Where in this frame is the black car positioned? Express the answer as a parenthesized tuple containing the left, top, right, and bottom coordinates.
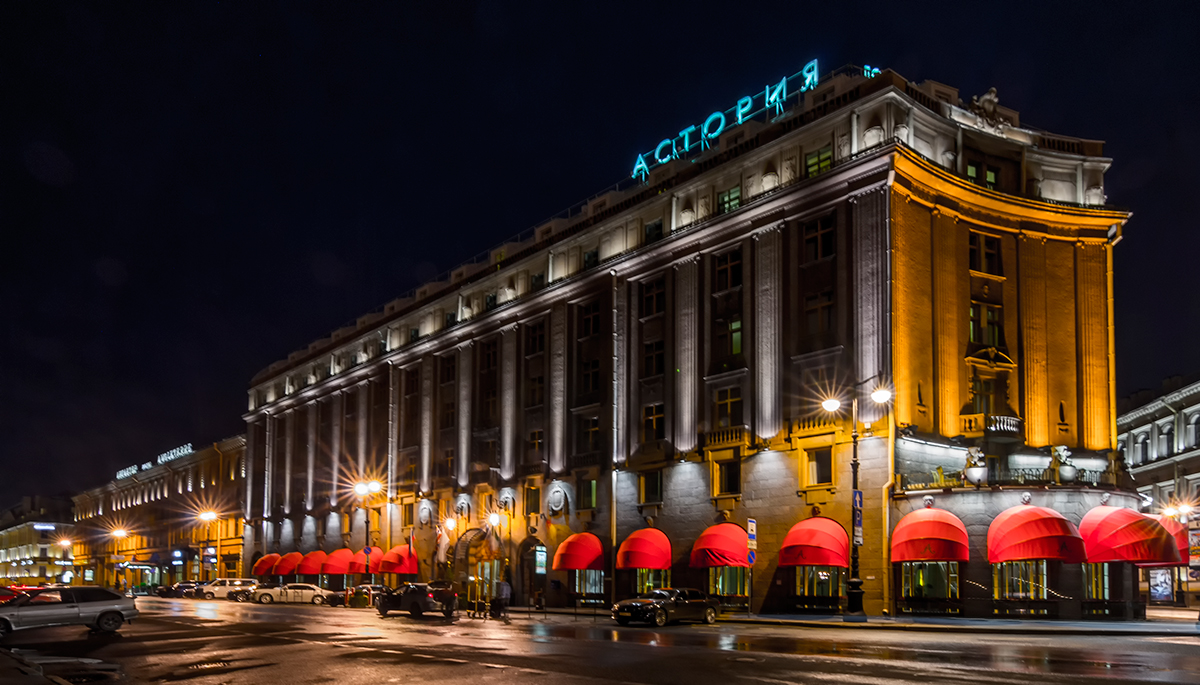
(156, 582, 198, 598)
(611, 588, 719, 627)
(327, 584, 388, 608)
(377, 581, 457, 618)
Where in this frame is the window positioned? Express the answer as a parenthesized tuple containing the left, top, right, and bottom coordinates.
(728, 319, 742, 356)
(796, 565, 846, 597)
(715, 387, 743, 428)
(714, 250, 742, 291)
(444, 311, 458, 328)
(803, 215, 835, 262)
(642, 279, 666, 316)
(992, 560, 1047, 601)
(575, 568, 604, 596)
(970, 377, 995, 415)
(900, 561, 959, 600)
(717, 186, 741, 214)
(440, 356, 456, 384)
(805, 146, 832, 177)
(966, 162, 979, 182)
(484, 292, 498, 311)
(580, 417, 600, 453)
(577, 475, 597, 509)
(483, 440, 498, 465)
(531, 273, 546, 290)
(481, 340, 498, 371)
(969, 233, 1001, 275)
(442, 449, 455, 479)
(708, 566, 748, 597)
(405, 455, 417, 483)
(583, 248, 600, 270)
(969, 302, 1003, 346)
(642, 340, 664, 377)
(484, 386, 498, 421)
(74, 588, 120, 603)
(527, 376, 545, 407)
(805, 447, 833, 487)
(643, 404, 665, 441)
(636, 568, 670, 594)
(805, 290, 834, 337)
(640, 470, 663, 504)
(526, 321, 546, 354)
(580, 301, 601, 337)
(525, 484, 541, 516)
(1083, 563, 1108, 601)
(716, 459, 740, 495)
(985, 167, 997, 190)
(402, 502, 414, 527)
(528, 430, 544, 455)
(404, 369, 420, 395)
(581, 359, 601, 393)
(644, 219, 664, 243)
(440, 400, 456, 430)
(409, 328, 420, 343)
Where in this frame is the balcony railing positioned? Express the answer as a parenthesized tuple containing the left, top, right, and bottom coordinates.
(704, 426, 749, 450)
(959, 414, 1023, 440)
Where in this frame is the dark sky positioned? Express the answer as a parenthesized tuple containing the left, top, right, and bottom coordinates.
(3, 2, 1198, 506)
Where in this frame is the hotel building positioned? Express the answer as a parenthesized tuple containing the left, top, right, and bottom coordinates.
(242, 63, 1151, 618)
(0, 497, 74, 585)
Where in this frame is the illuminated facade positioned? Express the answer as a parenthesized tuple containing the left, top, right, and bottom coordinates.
(244, 64, 1134, 617)
(0, 497, 74, 585)
(71, 436, 246, 590)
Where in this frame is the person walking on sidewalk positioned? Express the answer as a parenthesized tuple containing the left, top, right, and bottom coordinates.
(495, 577, 512, 623)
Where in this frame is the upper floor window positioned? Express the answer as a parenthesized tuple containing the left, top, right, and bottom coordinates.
(583, 249, 599, 270)
(805, 146, 832, 177)
(580, 301, 601, 337)
(531, 272, 546, 290)
(643, 340, 665, 378)
(717, 186, 741, 214)
(970, 377, 995, 415)
(581, 359, 601, 393)
(444, 311, 458, 328)
(526, 321, 546, 354)
(484, 292, 498, 311)
(440, 401, 456, 430)
(643, 404, 665, 441)
(805, 290, 834, 336)
(440, 356, 456, 384)
(714, 250, 743, 291)
(527, 375, 545, 407)
(640, 471, 663, 504)
(484, 387, 498, 421)
(642, 279, 666, 316)
(577, 474, 597, 510)
(714, 387, 743, 428)
(969, 302, 1003, 347)
(803, 215, 835, 262)
(579, 417, 601, 453)
(969, 233, 1001, 275)
(967, 161, 999, 190)
(528, 429, 544, 454)
(404, 369, 420, 396)
(481, 340, 498, 371)
(644, 219, 664, 243)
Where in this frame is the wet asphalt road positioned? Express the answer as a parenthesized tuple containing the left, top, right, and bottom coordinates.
(3, 597, 1199, 684)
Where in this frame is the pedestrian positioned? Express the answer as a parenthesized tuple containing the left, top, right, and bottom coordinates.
(496, 577, 512, 622)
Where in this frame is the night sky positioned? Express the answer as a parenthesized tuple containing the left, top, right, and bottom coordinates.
(3, 2, 1198, 507)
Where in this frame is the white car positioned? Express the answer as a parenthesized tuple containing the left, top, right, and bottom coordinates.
(252, 583, 330, 605)
(0, 586, 138, 635)
(195, 578, 257, 600)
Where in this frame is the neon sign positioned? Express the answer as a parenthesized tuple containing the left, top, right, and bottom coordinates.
(631, 59, 819, 182)
(156, 443, 193, 465)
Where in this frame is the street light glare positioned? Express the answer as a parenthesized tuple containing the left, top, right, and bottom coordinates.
(58, 539, 72, 548)
(199, 511, 218, 521)
(488, 513, 501, 526)
(1178, 504, 1193, 515)
(1163, 507, 1178, 517)
(368, 480, 382, 493)
(870, 388, 893, 404)
(444, 517, 456, 530)
(353, 482, 369, 497)
(821, 398, 841, 413)
(112, 529, 127, 538)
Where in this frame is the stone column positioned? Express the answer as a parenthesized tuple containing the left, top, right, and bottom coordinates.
(1019, 235, 1049, 447)
(1075, 242, 1110, 451)
(263, 413, 275, 520)
(754, 225, 782, 439)
(931, 209, 961, 438)
(283, 409, 294, 515)
(457, 344, 474, 487)
(549, 301, 568, 473)
(501, 325, 518, 480)
(306, 402, 317, 511)
(674, 256, 699, 451)
(420, 356, 434, 494)
(358, 382, 369, 475)
(852, 187, 890, 424)
(329, 391, 343, 507)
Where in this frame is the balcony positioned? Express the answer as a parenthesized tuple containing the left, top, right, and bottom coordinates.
(704, 425, 750, 451)
(959, 414, 1023, 443)
(568, 452, 603, 470)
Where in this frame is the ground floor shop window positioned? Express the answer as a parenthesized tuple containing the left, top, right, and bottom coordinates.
(1083, 563, 1109, 601)
(574, 569, 604, 603)
(795, 565, 845, 597)
(992, 560, 1047, 600)
(708, 566, 748, 597)
(900, 562, 959, 600)
(635, 568, 670, 594)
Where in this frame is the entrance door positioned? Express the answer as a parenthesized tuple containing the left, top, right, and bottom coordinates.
(519, 538, 547, 607)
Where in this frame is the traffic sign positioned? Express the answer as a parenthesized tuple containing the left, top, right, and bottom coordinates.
(852, 490, 863, 509)
(747, 518, 757, 540)
(853, 509, 863, 527)
(748, 550, 756, 565)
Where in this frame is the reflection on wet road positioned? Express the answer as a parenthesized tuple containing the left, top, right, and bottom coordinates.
(2, 598, 1197, 684)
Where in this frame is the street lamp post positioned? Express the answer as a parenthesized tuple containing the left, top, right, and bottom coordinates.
(822, 385, 892, 622)
(198, 511, 218, 582)
(110, 529, 128, 593)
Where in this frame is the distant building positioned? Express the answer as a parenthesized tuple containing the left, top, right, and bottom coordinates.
(0, 496, 74, 585)
(71, 437, 246, 590)
(243, 63, 1137, 618)
(1118, 375, 1200, 607)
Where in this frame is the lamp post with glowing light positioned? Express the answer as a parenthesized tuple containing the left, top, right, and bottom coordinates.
(109, 529, 128, 592)
(353, 480, 384, 551)
(57, 539, 72, 584)
(821, 385, 892, 621)
(1160, 502, 1193, 607)
(198, 511, 218, 581)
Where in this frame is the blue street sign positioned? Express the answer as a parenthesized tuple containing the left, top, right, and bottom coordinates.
(748, 550, 756, 565)
(363, 547, 372, 556)
(852, 490, 863, 509)
(853, 509, 863, 527)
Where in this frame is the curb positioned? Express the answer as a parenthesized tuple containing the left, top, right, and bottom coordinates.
(717, 616, 1200, 637)
(0, 649, 70, 685)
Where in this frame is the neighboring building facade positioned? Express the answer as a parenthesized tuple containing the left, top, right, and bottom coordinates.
(0, 496, 74, 585)
(1118, 375, 1200, 607)
(72, 437, 247, 591)
(243, 63, 1134, 618)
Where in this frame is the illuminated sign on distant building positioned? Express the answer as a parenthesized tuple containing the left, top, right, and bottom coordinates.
(116, 443, 194, 479)
(631, 59, 819, 182)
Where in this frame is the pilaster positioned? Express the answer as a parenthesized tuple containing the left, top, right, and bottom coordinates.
(674, 256, 699, 451)
(501, 324, 518, 480)
(754, 225, 782, 438)
(549, 301, 568, 473)
(457, 343, 474, 487)
(1019, 234, 1049, 446)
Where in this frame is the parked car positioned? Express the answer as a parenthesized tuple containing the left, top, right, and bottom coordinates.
(326, 584, 388, 608)
(229, 582, 273, 603)
(611, 588, 719, 627)
(156, 582, 198, 598)
(252, 583, 331, 605)
(0, 586, 138, 635)
(377, 581, 457, 619)
(182, 582, 212, 599)
(193, 578, 256, 600)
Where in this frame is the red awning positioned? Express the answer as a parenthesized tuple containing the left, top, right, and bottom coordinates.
(891, 507, 969, 563)
(349, 547, 384, 574)
(779, 517, 850, 568)
(690, 522, 750, 568)
(616, 528, 672, 570)
(553, 532, 605, 571)
(1079, 506, 1180, 564)
(987, 504, 1086, 563)
(321, 548, 355, 574)
(296, 550, 327, 575)
(272, 552, 304, 575)
(1140, 515, 1189, 567)
(379, 545, 419, 574)
(251, 553, 281, 576)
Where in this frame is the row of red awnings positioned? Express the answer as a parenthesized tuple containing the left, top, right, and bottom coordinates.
(549, 503, 1185, 572)
(251, 544, 420, 576)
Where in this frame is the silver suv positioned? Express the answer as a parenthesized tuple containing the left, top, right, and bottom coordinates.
(0, 586, 138, 634)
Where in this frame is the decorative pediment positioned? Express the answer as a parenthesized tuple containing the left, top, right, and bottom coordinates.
(964, 346, 1016, 370)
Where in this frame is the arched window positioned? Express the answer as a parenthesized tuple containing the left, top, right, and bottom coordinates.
(1158, 425, 1173, 459)
(1189, 414, 1200, 449)
(1135, 433, 1150, 464)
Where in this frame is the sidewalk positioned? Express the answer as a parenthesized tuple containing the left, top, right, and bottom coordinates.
(0, 649, 70, 685)
(503, 605, 1200, 637)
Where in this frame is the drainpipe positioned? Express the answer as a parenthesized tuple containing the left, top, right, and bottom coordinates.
(610, 269, 620, 608)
